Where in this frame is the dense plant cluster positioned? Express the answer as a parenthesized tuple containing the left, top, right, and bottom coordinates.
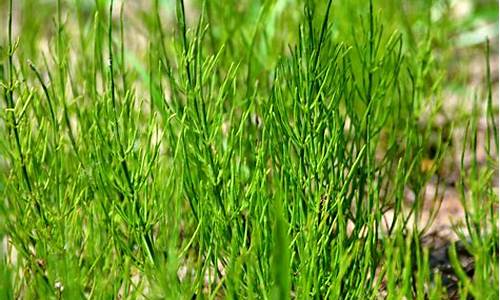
(0, 0, 497, 298)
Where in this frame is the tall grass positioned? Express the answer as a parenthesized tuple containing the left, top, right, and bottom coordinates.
(0, 0, 497, 299)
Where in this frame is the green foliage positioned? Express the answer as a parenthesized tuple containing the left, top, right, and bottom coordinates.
(0, 0, 497, 298)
